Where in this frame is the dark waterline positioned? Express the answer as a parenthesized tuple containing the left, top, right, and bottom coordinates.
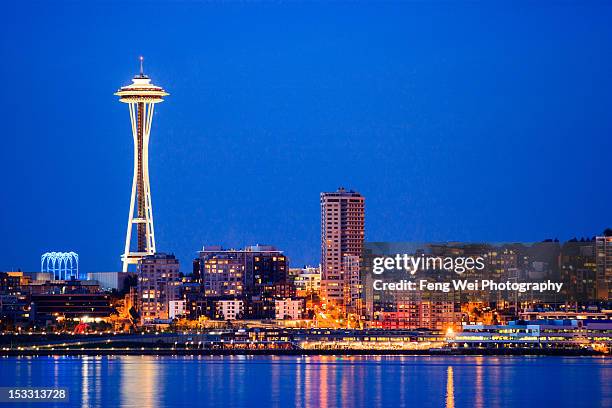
(0, 355, 610, 408)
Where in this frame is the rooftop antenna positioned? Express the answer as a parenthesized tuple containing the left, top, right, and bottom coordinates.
(139, 56, 144, 76)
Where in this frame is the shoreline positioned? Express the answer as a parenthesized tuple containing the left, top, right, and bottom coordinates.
(0, 348, 606, 357)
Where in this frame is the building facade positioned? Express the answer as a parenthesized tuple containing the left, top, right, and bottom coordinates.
(320, 188, 365, 311)
(30, 294, 113, 321)
(559, 240, 597, 302)
(137, 253, 181, 323)
(596, 236, 612, 300)
(197, 249, 246, 297)
(275, 298, 304, 320)
(369, 300, 461, 331)
(193, 245, 290, 319)
(169, 299, 187, 319)
(293, 266, 321, 297)
(217, 299, 244, 320)
(87, 272, 133, 291)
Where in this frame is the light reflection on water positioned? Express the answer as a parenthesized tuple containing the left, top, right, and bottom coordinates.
(0, 355, 609, 408)
(474, 357, 483, 408)
(446, 366, 454, 408)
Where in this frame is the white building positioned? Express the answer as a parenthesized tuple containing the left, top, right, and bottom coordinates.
(216, 299, 244, 320)
(275, 298, 304, 320)
(293, 266, 321, 295)
(169, 300, 187, 319)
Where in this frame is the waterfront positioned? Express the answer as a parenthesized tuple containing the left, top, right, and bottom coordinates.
(0, 355, 609, 407)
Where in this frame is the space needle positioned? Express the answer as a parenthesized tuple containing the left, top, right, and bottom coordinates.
(115, 57, 169, 272)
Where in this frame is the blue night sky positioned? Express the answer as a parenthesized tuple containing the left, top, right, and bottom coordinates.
(1, 1, 611, 273)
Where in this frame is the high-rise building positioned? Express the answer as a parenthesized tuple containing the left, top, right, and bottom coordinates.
(596, 235, 612, 300)
(137, 253, 180, 323)
(320, 187, 365, 312)
(116, 58, 169, 272)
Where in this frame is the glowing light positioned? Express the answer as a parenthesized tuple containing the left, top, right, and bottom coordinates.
(41, 251, 79, 280)
(116, 58, 168, 272)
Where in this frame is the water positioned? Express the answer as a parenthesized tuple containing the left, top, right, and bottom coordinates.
(0, 355, 609, 407)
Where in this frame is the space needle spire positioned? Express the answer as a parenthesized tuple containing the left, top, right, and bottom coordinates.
(115, 58, 169, 272)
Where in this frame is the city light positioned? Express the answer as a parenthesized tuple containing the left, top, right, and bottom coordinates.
(41, 251, 79, 280)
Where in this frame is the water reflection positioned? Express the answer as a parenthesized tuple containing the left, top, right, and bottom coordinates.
(601, 356, 612, 408)
(319, 355, 329, 408)
(489, 357, 502, 408)
(120, 356, 158, 408)
(474, 357, 484, 408)
(271, 355, 280, 405)
(81, 357, 89, 408)
(294, 357, 302, 407)
(3, 355, 608, 408)
(446, 366, 455, 408)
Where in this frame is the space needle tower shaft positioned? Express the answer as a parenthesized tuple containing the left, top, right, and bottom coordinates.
(115, 57, 169, 272)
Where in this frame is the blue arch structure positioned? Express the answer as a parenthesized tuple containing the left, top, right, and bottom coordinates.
(41, 252, 80, 280)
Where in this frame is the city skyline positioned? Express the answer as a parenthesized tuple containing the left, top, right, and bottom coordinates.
(1, 3, 611, 407)
(1, 2, 612, 273)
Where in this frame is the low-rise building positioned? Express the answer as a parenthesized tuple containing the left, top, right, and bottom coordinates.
(519, 310, 612, 321)
(292, 266, 321, 296)
(30, 293, 113, 321)
(370, 301, 461, 331)
(275, 298, 304, 320)
(87, 272, 134, 291)
(216, 299, 244, 320)
(169, 299, 187, 319)
(25, 280, 101, 295)
(451, 319, 612, 349)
